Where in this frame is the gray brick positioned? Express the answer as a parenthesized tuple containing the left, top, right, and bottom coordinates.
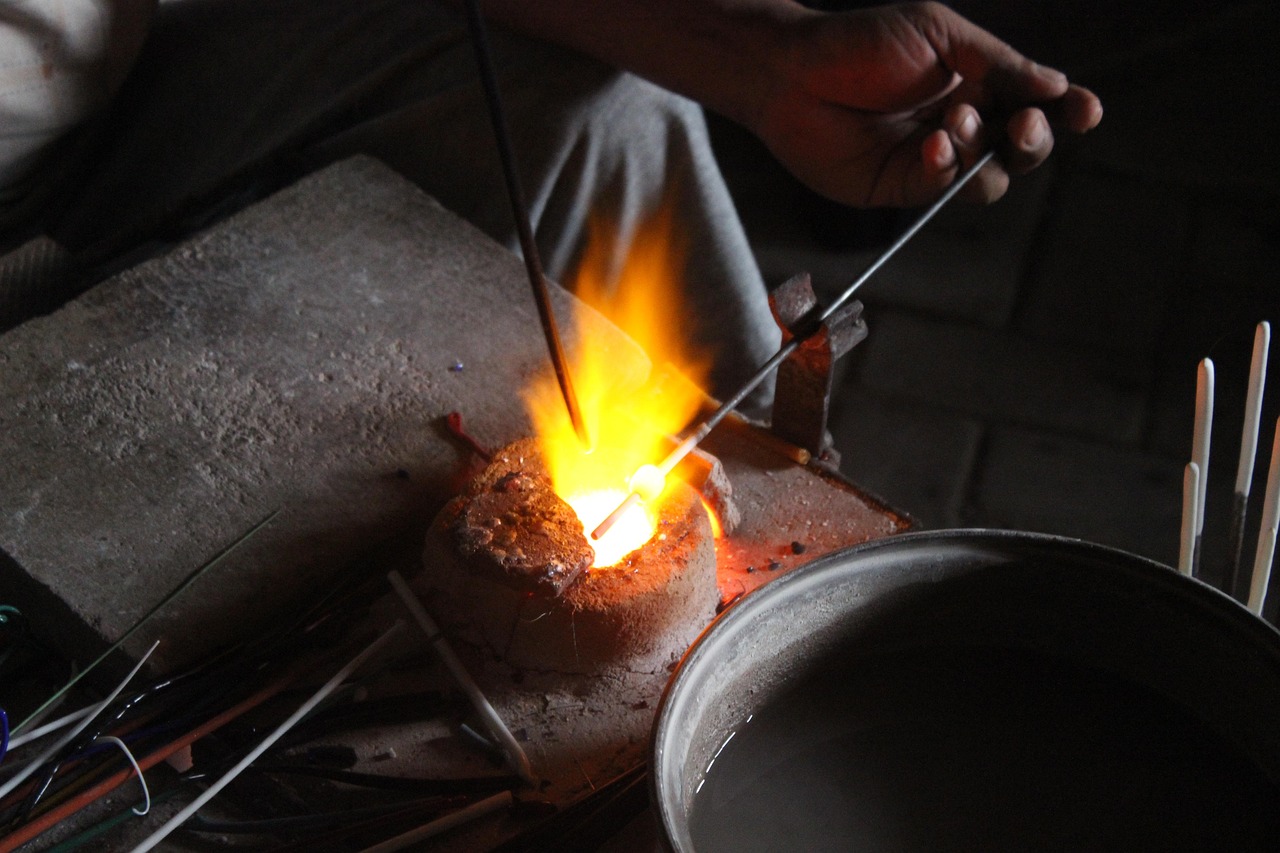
(968, 427, 1184, 567)
(1017, 168, 1190, 355)
(855, 311, 1150, 443)
(0, 158, 648, 672)
(827, 384, 982, 529)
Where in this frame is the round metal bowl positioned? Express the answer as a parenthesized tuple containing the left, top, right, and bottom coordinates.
(651, 530, 1280, 852)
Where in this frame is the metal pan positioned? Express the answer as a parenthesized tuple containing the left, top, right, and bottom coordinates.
(651, 529, 1280, 852)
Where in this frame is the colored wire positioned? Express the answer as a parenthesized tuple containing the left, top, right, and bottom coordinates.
(0, 641, 157, 803)
(246, 763, 522, 795)
(0, 605, 26, 672)
(130, 621, 407, 853)
(263, 797, 482, 853)
(92, 737, 149, 815)
(13, 509, 279, 735)
(40, 785, 182, 853)
(0, 709, 8, 766)
(0, 666, 298, 853)
(182, 798, 457, 835)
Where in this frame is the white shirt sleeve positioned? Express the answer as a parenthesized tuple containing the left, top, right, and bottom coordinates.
(0, 0, 154, 199)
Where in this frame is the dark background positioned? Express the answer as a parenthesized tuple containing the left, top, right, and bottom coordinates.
(709, 0, 1279, 618)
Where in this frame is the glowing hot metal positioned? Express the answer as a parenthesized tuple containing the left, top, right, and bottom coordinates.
(592, 151, 997, 540)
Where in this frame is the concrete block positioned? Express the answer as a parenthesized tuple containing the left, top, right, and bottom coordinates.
(0, 156, 648, 673)
(855, 310, 1150, 443)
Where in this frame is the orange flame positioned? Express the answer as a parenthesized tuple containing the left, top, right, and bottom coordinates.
(525, 202, 711, 567)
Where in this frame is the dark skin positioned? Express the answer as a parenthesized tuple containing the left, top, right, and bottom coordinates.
(480, 0, 1102, 208)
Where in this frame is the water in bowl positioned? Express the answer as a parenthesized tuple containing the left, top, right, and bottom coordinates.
(688, 644, 1279, 851)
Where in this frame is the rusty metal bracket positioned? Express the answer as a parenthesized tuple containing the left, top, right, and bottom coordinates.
(768, 272, 867, 465)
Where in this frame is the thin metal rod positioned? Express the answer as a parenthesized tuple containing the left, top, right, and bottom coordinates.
(1228, 321, 1270, 598)
(356, 791, 513, 853)
(461, 0, 588, 447)
(592, 152, 994, 540)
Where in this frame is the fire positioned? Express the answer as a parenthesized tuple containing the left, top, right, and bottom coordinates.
(525, 202, 711, 568)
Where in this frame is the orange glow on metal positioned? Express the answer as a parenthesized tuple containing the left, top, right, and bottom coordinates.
(700, 496, 724, 539)
(525, 202, 710, 568)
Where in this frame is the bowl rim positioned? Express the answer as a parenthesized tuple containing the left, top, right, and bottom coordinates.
(648, 527, 1280, 852)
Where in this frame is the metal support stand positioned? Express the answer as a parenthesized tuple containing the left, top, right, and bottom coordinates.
(768, 273, 867, 467)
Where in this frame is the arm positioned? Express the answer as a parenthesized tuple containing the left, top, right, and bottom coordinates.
(475, 0, 1102, 207)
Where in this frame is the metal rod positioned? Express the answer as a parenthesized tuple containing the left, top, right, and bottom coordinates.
(1228, 321, 1270, 599)
(592, 151, 994, 540)
(461, 0, 588, 447)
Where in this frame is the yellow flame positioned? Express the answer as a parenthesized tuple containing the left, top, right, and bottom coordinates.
(525, 202, 710, 568)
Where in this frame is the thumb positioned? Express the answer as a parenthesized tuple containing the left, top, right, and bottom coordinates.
(911, 3, 1069, 106)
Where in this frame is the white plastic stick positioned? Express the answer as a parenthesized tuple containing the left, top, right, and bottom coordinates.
(6, 704, 96, 751)
(129, 622, 405, 853)
(1179, 462, 1201, 576)
(387, 570, 534, 783)
(1191, 358, 1215, 574)
(1248, 418, 1280, 616)
(1235, 323, 1271, 497)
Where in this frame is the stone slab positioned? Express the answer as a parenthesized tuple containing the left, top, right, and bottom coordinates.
(0, 156, 908, 684)
(0, 156, 651, 674)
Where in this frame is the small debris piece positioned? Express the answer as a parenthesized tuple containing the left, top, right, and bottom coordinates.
(745, 565, 756, 574)
(790, 540, 807, 555)
(767, 559, 781, 571)
(449, 361, 465, 372)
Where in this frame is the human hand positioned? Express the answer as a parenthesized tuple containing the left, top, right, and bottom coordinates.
(749, 1, 1102, 207)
